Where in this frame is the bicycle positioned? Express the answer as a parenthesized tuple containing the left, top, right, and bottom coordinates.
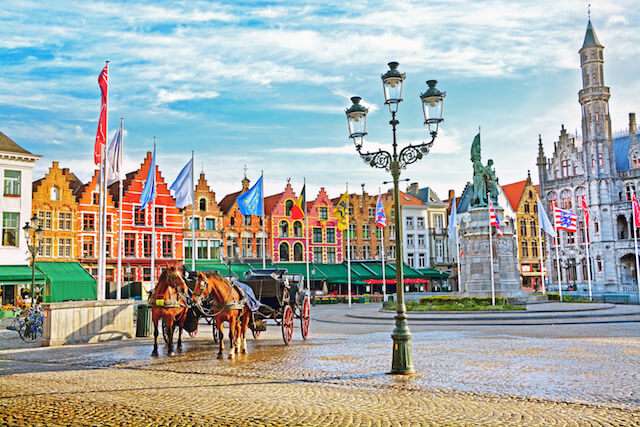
(7, 305, 44, 342)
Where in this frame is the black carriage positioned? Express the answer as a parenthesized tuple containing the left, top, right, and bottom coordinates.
(242, 269, 311, 345)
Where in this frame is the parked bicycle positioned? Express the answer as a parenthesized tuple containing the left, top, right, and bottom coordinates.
(7, 305, 44, 342)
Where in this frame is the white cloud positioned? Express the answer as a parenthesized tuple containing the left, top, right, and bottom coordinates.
(156, 88, 219, 104)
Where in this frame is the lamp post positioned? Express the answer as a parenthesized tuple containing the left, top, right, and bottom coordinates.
(345, 62, 445, 375)
(23, 215, 44, 306)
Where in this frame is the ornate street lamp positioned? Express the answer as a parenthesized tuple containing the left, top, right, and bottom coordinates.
(23, 215, 44, 306)
(345, 62, 445, 375)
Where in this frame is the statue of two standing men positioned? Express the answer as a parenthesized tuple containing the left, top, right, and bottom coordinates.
(470, 133, 499, 208)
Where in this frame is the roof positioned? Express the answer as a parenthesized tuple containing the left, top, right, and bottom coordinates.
(36, 262, 96, 302)
(0, 265, 45, 284)
(582, 19, 603, 49)
(501, 179, 528, 211)
(263, 192, 285, 215)
(219, 190, 242, 214)
(399, 191, 426, 207)
(613, 132, 640, 172)
(0, 131, 34, 156)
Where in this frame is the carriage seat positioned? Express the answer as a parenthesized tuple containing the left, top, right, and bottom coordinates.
(231, 279, 261, 313)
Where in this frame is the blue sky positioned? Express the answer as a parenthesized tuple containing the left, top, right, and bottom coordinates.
(1, 0, 639, 200)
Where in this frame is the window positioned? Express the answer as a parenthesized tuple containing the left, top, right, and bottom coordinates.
(520, 220, 527, 237)
(38, 211, 52, 230)
(405, 217, 414, 229)
(319, 207, 328, 220)
(210, 240, 221, 260)
(82, 237, 94, 258)
(350, 245, 357, 258)
(243, 215, 252, 226)
(326, 247, 336, 263)
(418, 234, 425, 248)
(376, 228, 382, 239)
(162, 235, 173, 258)
(293, 242, 303, 261)
(50, 186, 59, 201)
(3, 170, 21, 196)
(418, 253, 426, 268)
(143, 268, 152, 281)
(256, 238, 263, 258)
(125, 233, 136, 257)
(368, 207, 375, 219)
(521, 241, 529, 257)
(524, 203, 530, 214)
(561, 159, 570, 177)
(134, 207, 145, 226)
(39, 237, 52, 257)
(293, 221, 303, 238)
(313, 227, 322, 243)
(362, 245, 370, 259)
(184, 240, 193, 259)
(626, 183, 636, 201)
(280, 221, 289, 238)
(205, 218, 215, 231)
(435, 240, 444, 260)
(192, 217, 200, 230)
(285, 200, 294, 217)
(348, 207, 354, 217)
(326, 227, 336, 243)
(124, 267, 136, 282)
(560, 190, 572, 210)
(547, 191, 557, 213)
(93, 192, 100, 205)
(362, 224, 370, 240)
(155, 207, 164, 227)
(417, 217, 425, 229)
(389, 225, 396, 240)
(58, 212, 72, 230)
(197, 240, 208, 259)
(83, 213, 95, 231)
(279, 242, 290, 261)
(143, 234, 152, 257)
(199, 198, 207, 211)
(58, 238, 72, 258)
(407, 254, 414, 267)
(531, 240, 538, 257)
(594, 220, 600, 234)
(106, 215, 112, 232)
(348, 224, 356, 239)
(596, 256, 603, 272)
(407, 234, 414, 247)
(567, 232, 575, 245)
(313, 247, 323, 263)
(230, 216, 235, 226)
(242, 237, 252, 257)
(434, 215, 443, 229)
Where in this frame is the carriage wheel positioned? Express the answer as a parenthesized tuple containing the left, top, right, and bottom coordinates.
(300, 296, 311, 340)
(281, 305, 294, 345)
(250, 313, 262, 340)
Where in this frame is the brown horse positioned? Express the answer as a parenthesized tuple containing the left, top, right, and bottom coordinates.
(193, 272, 251, 359)
(150, 266, 190, 357)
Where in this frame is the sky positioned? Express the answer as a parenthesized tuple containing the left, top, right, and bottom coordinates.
(1, 0, 639, 201)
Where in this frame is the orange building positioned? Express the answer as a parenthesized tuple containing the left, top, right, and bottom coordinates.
(31, 161, 84, 261)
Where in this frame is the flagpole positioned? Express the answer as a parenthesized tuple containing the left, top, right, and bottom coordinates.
(101, 60, 110, 300)
(116, 117, 124, 300)
(632, 198, 640, 303)
(537, 215, 546, 295)
(379, 188, 387, 302)
(261, 171, 266, 269)
(346, 182, 352, 307)
(488, 194, 495, 306)
(304, 178, 311, 293)
(151, 141, 156, 292)
(583, 212, 593, 301)
(555, 231, 563, 302)
(98, 143, 106, 300)
(455, 222, 462, 293)
(191, 151, 196, 273)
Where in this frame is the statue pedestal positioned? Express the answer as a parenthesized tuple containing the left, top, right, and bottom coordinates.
(459, 207, 524, 299)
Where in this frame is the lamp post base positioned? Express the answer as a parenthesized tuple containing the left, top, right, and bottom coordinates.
(390, 305, 415, 375)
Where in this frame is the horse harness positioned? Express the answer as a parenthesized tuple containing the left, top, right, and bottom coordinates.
(192, 277, 248, 318)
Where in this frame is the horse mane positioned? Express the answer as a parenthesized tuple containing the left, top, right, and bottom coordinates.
(156, 268, 185, 297)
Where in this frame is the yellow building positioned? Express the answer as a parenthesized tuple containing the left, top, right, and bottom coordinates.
(502, 172, 545, 290)
(31, 161, 84, 261)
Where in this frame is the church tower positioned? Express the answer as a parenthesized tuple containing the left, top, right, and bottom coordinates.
(579, 19, 613, 179)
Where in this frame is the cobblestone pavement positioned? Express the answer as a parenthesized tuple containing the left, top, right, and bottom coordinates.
(0, 304, 639, 426)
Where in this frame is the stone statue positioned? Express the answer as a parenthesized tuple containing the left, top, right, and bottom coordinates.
(470, 133, 499, 207)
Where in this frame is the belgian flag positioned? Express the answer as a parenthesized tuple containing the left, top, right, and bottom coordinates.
(290, 184, 305, 219)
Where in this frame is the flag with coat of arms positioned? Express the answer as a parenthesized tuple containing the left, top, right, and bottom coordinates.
(553, 203, 578, 232)
(488, 197, 503, 236)
(375, 193, 386, 228)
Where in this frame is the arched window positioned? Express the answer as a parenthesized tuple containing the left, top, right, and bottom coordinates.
(561, 159, 570, 177)
(617, 215, 628, 240)
(50, 186, 60, 201)
(293, 221, 302, 237)
(520, 220, 527, 237)
(596, 256, 603, 272)
(530, 219, 537, 236)
(285, 200, 294, 217)
(293, 242, 303, 261)
(574, 187, 586, 209)
(279, 221, 289, 237)
(521, 241, 529, 257)
(560, 190, 572, 209)
(279, 242, 290, 261)
(547, 191, 557, 212)
(199, 198, 207, 211)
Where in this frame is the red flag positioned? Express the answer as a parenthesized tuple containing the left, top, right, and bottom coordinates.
(488, 197, 503, 236)
(580, 195, 590, 226)
(94, 63, 109, 165)
(633, 194, 640, 228)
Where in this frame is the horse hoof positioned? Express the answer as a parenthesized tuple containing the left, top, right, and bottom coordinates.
(217, 353, 223, 360)
(177, 346, 183, 353)
(168, 351, 176, 357)
(151, 350, 158, 357)
(228, 353, 235, 360)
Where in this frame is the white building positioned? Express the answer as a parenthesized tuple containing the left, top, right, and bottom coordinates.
(0, 132, 40, 304)
(400, 192, 430, 270)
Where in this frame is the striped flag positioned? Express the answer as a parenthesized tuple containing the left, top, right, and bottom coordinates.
(488, 197, 503, 236)
(554, 204, 577, 232)
(94, 63, 109, 165)
(375, 193, 386, 228)
(633, 194, 640, 228)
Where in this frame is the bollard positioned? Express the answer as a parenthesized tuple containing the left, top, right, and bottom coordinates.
(135, 304, 150, 337)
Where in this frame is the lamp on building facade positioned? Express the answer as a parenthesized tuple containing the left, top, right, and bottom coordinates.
(345, 62, 445, 375)
(23, 215, 44, 305)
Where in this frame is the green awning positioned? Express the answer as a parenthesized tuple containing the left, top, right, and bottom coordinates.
(36, 262, 96, 302)
(0, 265, 45, 284)
(191, 261, 254, 279)
(416, 268, 450, 279)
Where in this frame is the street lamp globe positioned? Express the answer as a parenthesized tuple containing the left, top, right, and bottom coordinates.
(420, 80, 446, 135)
(381, 61, 405, 113)
(345, 96, 369, 150)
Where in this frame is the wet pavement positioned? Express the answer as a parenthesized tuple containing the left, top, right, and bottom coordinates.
(0, 303, 639, 425)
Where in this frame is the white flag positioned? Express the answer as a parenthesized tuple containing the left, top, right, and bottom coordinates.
(106, 127, 123, 186)
(170, 158, 193, 209)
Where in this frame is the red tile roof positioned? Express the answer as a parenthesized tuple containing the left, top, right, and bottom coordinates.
(219, 190, 242, 214)
(263, 192, 285, 214)
(501, 179, 528, 211)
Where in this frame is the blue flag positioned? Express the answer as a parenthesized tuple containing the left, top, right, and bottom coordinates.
(139, 144, 156, 210)
(448, 194, 457, 240)
(537, 198, 555, 236)
(170, 158, 193, 209)
(237, 175, 264, 216)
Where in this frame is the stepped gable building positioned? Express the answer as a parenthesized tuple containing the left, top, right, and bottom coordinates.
(0, 132, 40, 305)
(502, 173, 544, 290)
(31, 161, 83, 262)
(219, 174, 267, 262)
(306, 187, 343, 264)
(182, 172, 224, 263)
(264, 182, 299, 263)
(537, 19, 640, 292)
(77, 169, 120, 281)
(108, 151, 183, 290)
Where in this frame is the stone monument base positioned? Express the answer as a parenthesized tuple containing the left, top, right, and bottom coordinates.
(459, 207, 525, 300)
